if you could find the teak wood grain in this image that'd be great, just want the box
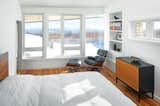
[0,52,8,81]
[102,67,160,106]
[116,58,139,91]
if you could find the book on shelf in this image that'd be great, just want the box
[110,21,122,30]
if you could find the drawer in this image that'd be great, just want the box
[116,59,139,91]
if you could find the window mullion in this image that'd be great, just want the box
[147,20,152,39]
[61,15,64,56]
[42,14,48,59]
[81,15,86,57]
[22,16,25,58]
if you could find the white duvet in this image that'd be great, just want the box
[0,72,136,106]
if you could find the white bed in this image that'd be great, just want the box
[0,72,136,106]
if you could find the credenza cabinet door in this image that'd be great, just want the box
[116,59,139,91]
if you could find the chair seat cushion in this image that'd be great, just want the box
[95,56,105,62]
[84,59,97,65]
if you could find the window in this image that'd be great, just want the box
[64,50,80,56]
[135,22,146,37]
[85,16,105,56]
[24,15,43,58]
[153,21,160,39]
[63,15,81,56]
[131,19,160,41]
[22,14,105,59]
[47,16,61,58]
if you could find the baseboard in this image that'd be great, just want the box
[154,95,160,103]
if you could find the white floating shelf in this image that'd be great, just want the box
[110,40,122,43]
[110,30,122,33]
[110,19,122,22]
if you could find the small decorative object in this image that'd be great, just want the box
[114,16,120,20]
[130,56,141,64]
[111,22,122,30]
[116,33,122,40]
[116,48,121,52]
[113,44,117,50]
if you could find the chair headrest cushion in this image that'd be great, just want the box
[97,49,107,57]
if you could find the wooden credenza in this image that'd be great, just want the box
[116,57,154,99]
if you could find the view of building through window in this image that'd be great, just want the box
[23,15,105,58]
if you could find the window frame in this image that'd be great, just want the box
[23,13,44,59]
[133,21,147,38]
[46,14,62,58]
[130,18,160,42]
[85,15,105,56]
[151,19,160,40]
[22,14,83,59]
[62,14,82,57]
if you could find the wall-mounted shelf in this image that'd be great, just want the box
[110,30,122,33]
[105,11,123,73]
[109,12,123,53]
[110,19,122,22]
[110,40,122,43]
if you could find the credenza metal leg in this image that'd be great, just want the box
[116,77,118,84]
[138,93,141,102]
[152,91,154,99]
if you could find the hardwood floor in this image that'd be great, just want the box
[17,67,88,75]
[17,67,160,106]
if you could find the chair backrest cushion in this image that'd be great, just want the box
[97,49,107,57]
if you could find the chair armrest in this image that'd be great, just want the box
[84,59,97,65]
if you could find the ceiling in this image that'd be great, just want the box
[19,0,110,8]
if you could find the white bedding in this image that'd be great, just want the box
[0,72,136,106]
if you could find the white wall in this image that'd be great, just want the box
[22,6,105,15]
[107,0,160,101]
[20,57,83,69]
[0,0,22,75]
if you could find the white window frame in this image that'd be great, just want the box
[150,19,160,40]
[62,14,82,57]
[45,14,62,58]
[134,21,147,38]
[85,15,106,56]
[130,19,160,42]
[22,14,83,59]
[23,13,44,59]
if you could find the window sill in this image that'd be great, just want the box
[127,37,160,45]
